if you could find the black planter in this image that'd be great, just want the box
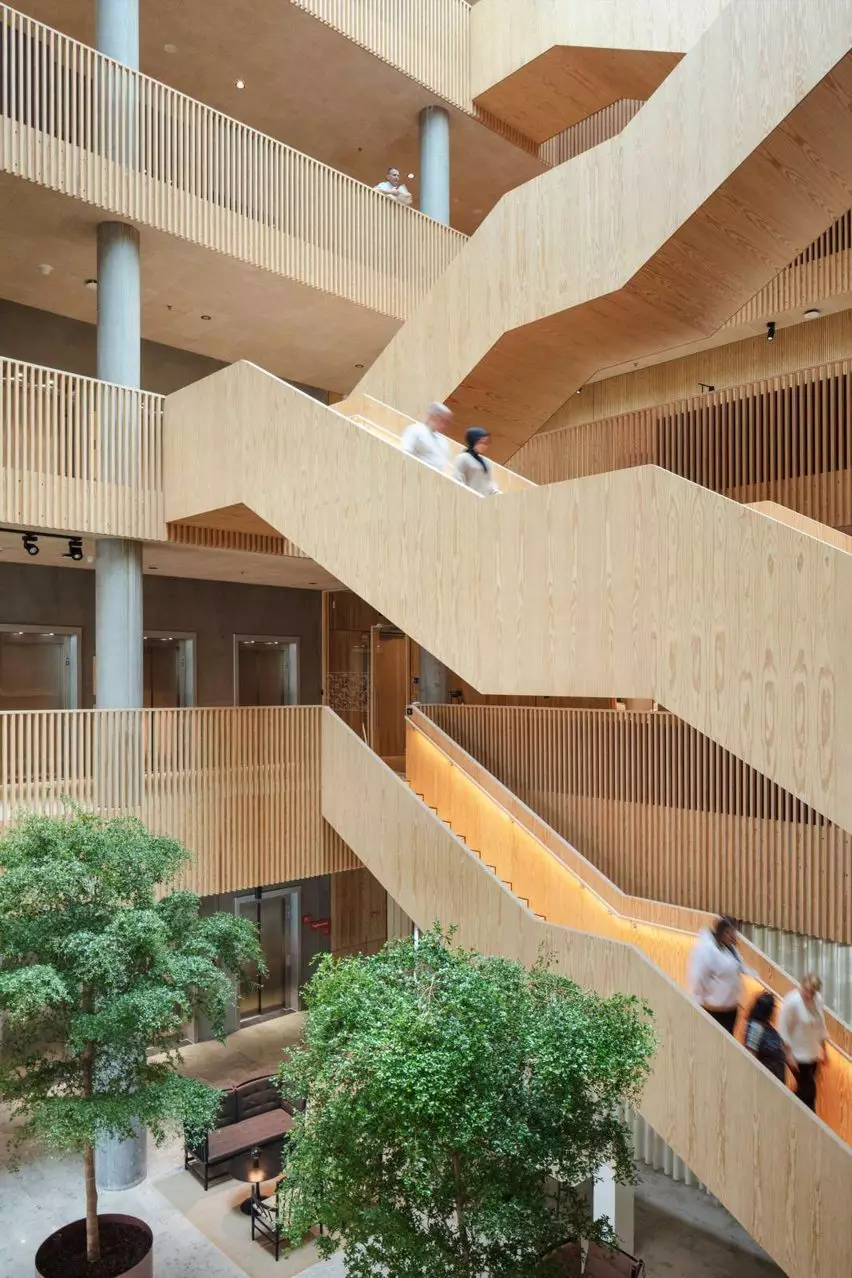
[35,1213,153,1278]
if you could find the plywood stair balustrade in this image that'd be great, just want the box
[164,362,852,836]
[319,707,852,1278]
[357,0,852,459]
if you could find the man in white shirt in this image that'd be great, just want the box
[401,403,453,474]
[778,974,828,1112]
[374,167,412,207]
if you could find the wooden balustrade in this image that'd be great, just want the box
[421,704,852,944]
[292,0,471,110]
[511,356,852,529]
[0,706,354,895]
[0,358,164,539]
[0,5,465,319]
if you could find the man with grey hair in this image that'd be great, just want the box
[400,402,453,473]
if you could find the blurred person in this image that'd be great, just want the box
[453,427,499,496]
[745,991,794,1083]
[401,402,452,473]
[374,166,412,207]
[688,915,744,1035]
[779,974,828,1112]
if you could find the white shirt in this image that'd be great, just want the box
[374,181,412,206]
[454,451,499,496]
[778,990,827,1063]
[401,421,451,473]
[688,929,744,1011]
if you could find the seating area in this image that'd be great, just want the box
[184,1076,295,1191]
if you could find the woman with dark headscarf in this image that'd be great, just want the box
[745,991,794,1082]
[453,427,500,497]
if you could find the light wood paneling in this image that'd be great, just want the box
[421,704,852,943]
[330,865,388,959]
[359,0,852,458]
[167,522,308,560]
[292,0,470,111]
[0,706,355,894]
[0,356,163,539]
[0,5,465,322]
[512,355,852,530]
[469,0,727,141]
[321,709,852,1278]
[165,361,852,836]
[728,211,852,329]
[538,99,644,167]
[540,309,852,432]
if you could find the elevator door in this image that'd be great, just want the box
[0,629,78,710]
[236,889,300,1021]
[143,635,195,707]
[236,638,298,706]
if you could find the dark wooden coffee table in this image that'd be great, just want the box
[228,1142,285,1215]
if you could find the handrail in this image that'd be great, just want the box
[0,356,164,539]
[0,5,465,319]
[418,702,852,945]
[0,706,354,894]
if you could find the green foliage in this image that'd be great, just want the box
[276,927,656,1278]
[0,809,264,1160]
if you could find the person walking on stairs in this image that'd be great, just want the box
[401,402,453,473]
[453,427,500,496]
[779,974,828,1112]
[688,915,744,1035]
[745,991,795,1083]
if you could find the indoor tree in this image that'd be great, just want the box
[0,808,264,1270]
[277,926,656,1277]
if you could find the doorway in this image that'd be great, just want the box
[235,888,301,1021]
[235,636,299,706]
[143,633,195,707]
[0,624,80,710]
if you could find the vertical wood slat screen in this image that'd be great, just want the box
[291,0,471,112]
[0,707,355,895]
[421,705,852,944]
[538,99,644,166]
[728,209,852,328]
[511,357,852,528]
[167,522,308,559]
[0,357,164,538]
[0,6,466,320]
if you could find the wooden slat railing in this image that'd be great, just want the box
[292,0,471,111]
[511,357,852,528]
[0,706,355,894]
[421,704,852,944]
[0,6,465,319]
[0,357,164,538]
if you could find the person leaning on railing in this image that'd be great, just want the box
[374,166,413,207]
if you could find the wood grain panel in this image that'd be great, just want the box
[359,0,852,458]
[0,5,465,322]
[511,356,852,530]
[0,706,355,894]
[0,356,163,539]
[420,704,852,944]
[321,710,852,1278]
[538,99,644,167]
[469,0,727,141]
[165,362,852,836]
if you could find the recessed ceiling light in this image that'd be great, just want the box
[164,42,177,53]
[85,278,98,290]
[804,308,821,320]
[201,314,212,321]
[235,79,246,90]
[37,263,53,275]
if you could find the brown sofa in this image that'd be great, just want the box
[185,1075,295,1189]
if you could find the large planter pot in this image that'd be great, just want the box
[35,1213,153,1278]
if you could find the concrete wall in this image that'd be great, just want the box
[0,562,322,706]
[0,299,329,401]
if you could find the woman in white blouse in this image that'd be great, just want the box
[779,974,828,1112]
[453,428,499,497]
[688,915,745,1035]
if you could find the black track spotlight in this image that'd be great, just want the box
[22,532,39,557]
[766,321,776,343]
[66,537,84,562]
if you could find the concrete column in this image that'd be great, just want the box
[417,648,449,704]
[94,1,146,1194]
[593,1162,635,1255]
[418,105,450,224]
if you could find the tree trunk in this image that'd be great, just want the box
[84,1141,100,1264]
[451,1150,472,1274]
